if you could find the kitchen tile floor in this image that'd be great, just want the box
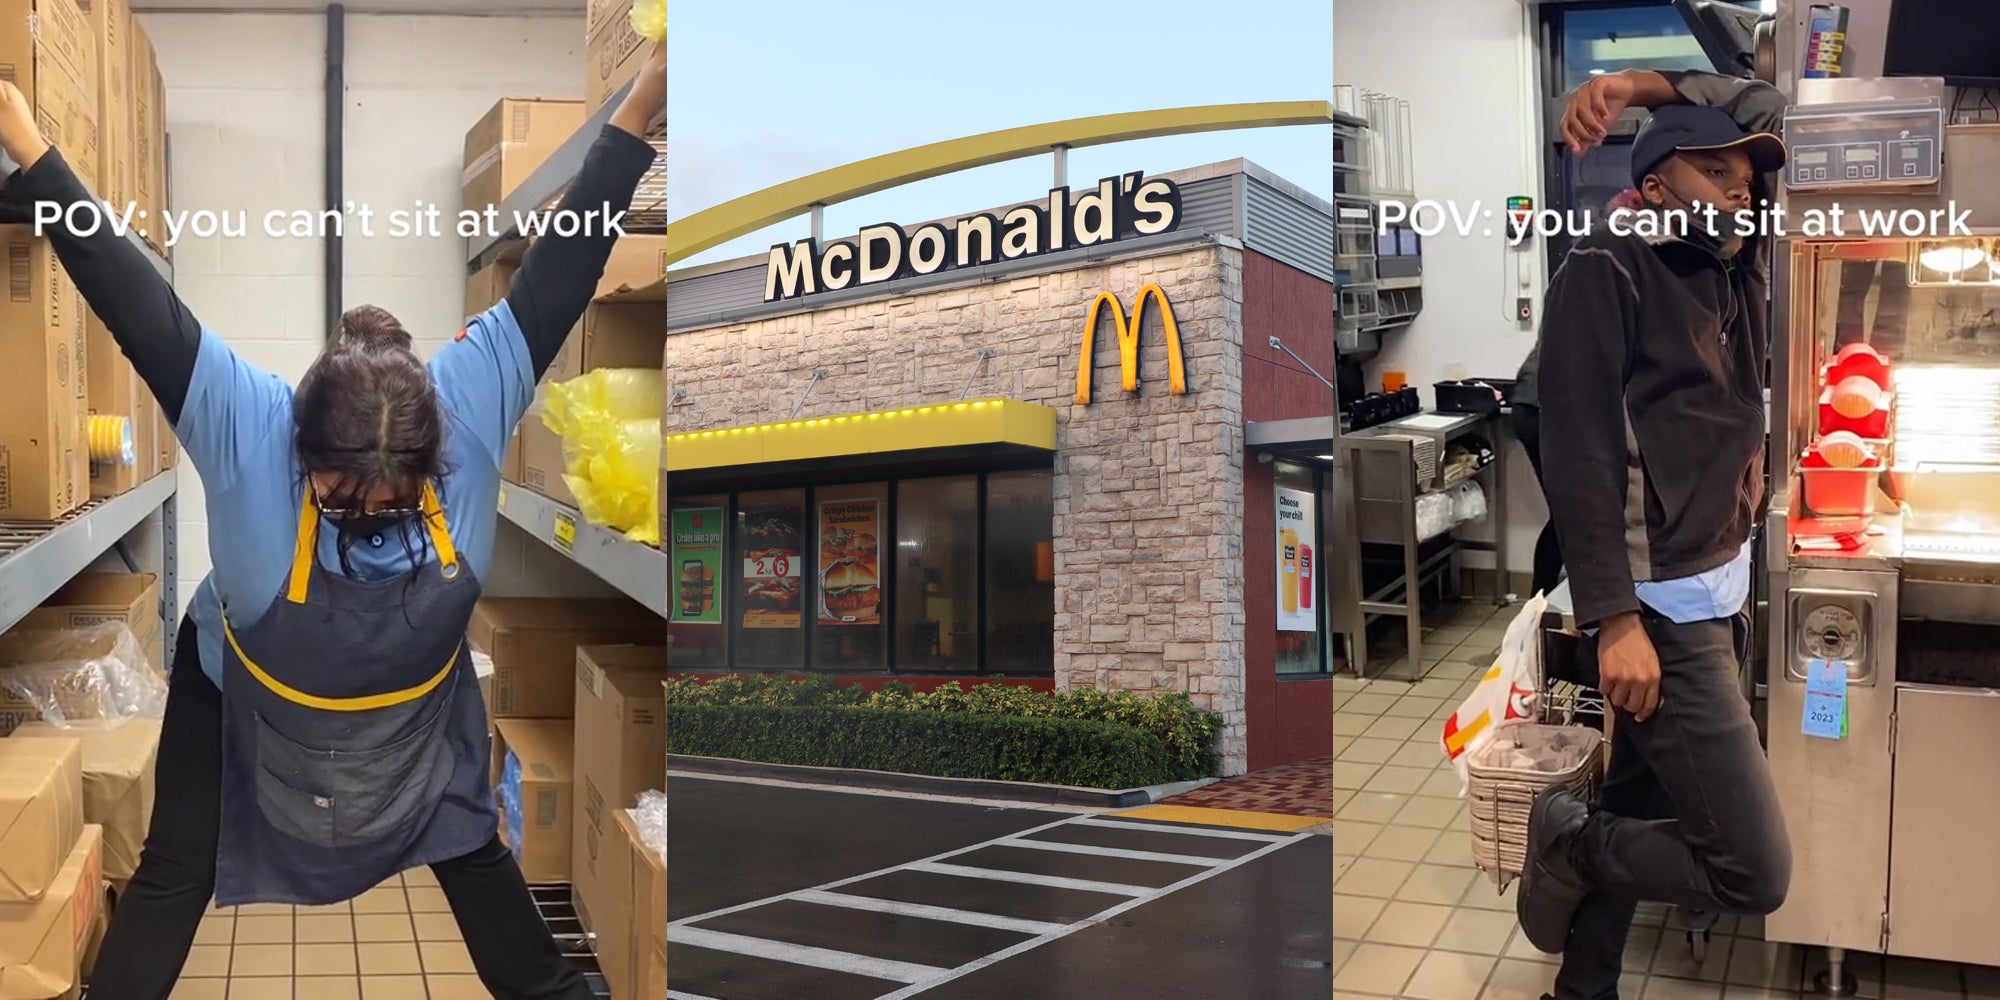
[147,870,607,1000]
[1334,602,2000,1000]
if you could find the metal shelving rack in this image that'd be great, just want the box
[469,82,667,619]
[497,482,664,615]
[0,229,180,661]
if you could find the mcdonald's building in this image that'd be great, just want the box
[661,157,1334,775]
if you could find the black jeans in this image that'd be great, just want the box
[88,616,590,1000]
[1554,611,1792,1000]
[1511,403,1565,597]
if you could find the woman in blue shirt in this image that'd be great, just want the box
[0,43,663,1000]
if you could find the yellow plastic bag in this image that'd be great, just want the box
[629,0,665,42]
[542,369,664,546]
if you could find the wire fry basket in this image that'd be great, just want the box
[1465,722,1605,888]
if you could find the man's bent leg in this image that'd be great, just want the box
[1552,712,1660,1000]
[1572,613,1791,916]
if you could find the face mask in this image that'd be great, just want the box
[1651,177,1745,261]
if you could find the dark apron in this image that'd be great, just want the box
[214,482,494,907]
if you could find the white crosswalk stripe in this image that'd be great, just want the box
[669,812,1313,998]
[995,836,1229,867]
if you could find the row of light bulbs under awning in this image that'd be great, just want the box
[662,398,1059,472]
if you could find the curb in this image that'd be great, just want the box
[668,754,1219,809]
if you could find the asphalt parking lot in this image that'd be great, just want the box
[664,774,1333,1000]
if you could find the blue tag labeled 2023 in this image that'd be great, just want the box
[1802,658,1849,741]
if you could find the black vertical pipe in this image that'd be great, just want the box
[324,4,345,339]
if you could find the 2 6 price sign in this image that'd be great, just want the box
[747,552,793,578]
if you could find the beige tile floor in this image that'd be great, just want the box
[166,867,499,1000]
[1333,602,2000,1000]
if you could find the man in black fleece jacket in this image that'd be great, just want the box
[1514,68,1796,1000]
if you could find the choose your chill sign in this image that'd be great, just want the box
[764,172,1185,302]
[1276,487,1317,633]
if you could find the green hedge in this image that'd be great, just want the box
[661,675,1225,781]
[667,704,1175,789]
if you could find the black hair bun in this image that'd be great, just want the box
[336,305,414,352]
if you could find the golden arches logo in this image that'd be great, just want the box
[1077,283,1187,405]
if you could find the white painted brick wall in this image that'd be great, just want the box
[146,11,613,615]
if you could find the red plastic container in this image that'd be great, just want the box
[1800,449,1883,517]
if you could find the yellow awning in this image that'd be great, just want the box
[665,398,1058,473]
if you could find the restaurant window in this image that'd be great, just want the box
[812,482,888,671]
[1275,461,1328,676]
[667,494,729,669]
[985,469,1055,674]
[734,489,807,669]
[895,475,980,672]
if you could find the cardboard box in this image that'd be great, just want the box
[0,0,99,183]
[149,48,165,232]
[10,720,157,885]
[85,313,147,498]
[74,0,128,208]
[465,257,520,320]
[596,807,667,1000]
[501,427,525,487]
[576,300,665,375]
[0,824,103,1000]
[126,16,160,255]
[585,0,646,117]
[492,719,573,884]
[625,808,666,960]
[153,398,176,477]
[15,573,158,640]
[595,235,667,301]
[641,944,666,1000]
[517,418,578,511]
[0,739,83,904]
[569,646,665,937]
[0,233,88,521]
[467,599,662,721]
[461,98,586,213]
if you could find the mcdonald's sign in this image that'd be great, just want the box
[1076,283,1188,405]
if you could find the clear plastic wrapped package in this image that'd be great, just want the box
[0,623,167,728]
[632,787,667,855]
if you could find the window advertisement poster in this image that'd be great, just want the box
[670,507,724,624]
[818,499,882,626]
[1276,487,1317,632]
[742,503,803,629]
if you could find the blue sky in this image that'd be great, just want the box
[668,1,1333,268]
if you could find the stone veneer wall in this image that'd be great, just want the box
[665,244,1251,774]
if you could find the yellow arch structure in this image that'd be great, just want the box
[665,101,1336,266]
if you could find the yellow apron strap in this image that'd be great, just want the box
[421,482,460,579]
[285,486,318,605]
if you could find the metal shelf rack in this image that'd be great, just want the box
[0,471,179,659]
[497,481,665,617]
[469,83,667,620]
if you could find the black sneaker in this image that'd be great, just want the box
[1516,785,1591,953]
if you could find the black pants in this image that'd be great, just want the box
[1554,611,1791,1000]
[89,616,591,1000]
[1510,403,1565,597]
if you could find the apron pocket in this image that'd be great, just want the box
[252,672,460,850]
